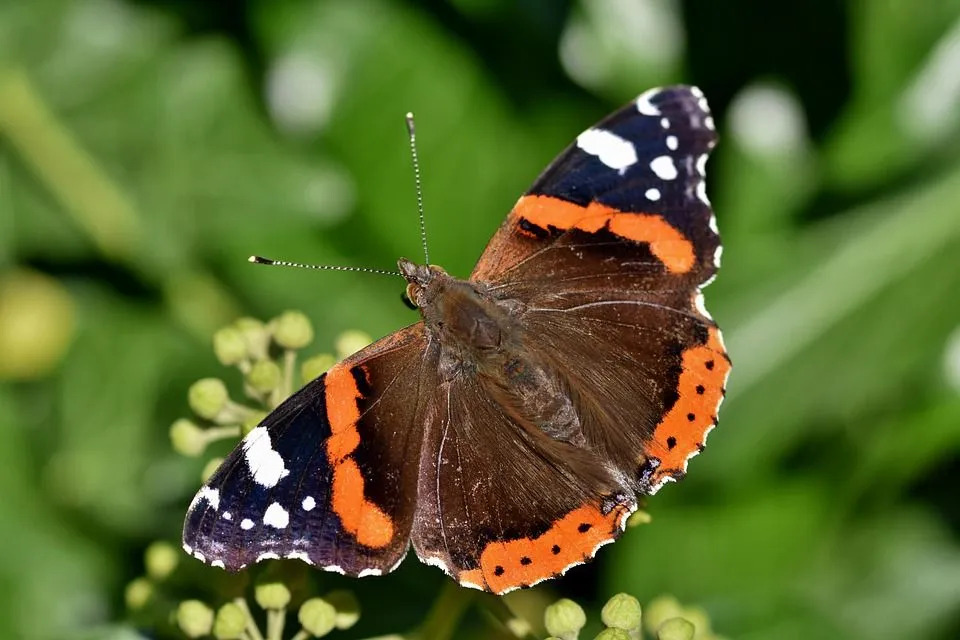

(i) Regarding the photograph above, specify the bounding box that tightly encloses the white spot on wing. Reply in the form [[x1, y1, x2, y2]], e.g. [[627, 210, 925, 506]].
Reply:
[[286, 551, 312, 564], [263, 502, 289, 529], [193, 551, 206, 563], [709, 215, 719, 234], [697, 181, 711, 205], [197, 486, 220, 511], [302, 495, 316, 511], [666, 135, 679, 150], [257, 552, 280, 561], [240, 518, 255, 530], [358, 568, 382, 578], [182, 543, 193, 555], [694, 292, 713, 320], [211, 560, 225, 569], [459, 579, 486, 591], [243, 426, 290, 488], [422, 555, 452, 576], [714, 245, 723, 267], [576, 128, 638, 172], [323, 565, 346, 575], [645, 188, 661, 201], [222, 511, 232, 520], [661, 117, 670, 129], [696, 153, 709, 176], [650, 155, 678, 180], [705, 115, 716, 130], [636, 87, 662, 115]]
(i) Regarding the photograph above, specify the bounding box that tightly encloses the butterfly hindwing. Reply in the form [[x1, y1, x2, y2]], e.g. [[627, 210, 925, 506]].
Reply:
[[183, 325, 429, 575], [410, 369, 636, 594]]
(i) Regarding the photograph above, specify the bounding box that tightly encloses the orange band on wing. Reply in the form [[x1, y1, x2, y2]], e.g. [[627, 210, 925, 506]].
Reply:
[[512, 195, 696, 274], [458, 501, 632, 594], [325, 364, 395, 548], [647, 326, 730, 486]]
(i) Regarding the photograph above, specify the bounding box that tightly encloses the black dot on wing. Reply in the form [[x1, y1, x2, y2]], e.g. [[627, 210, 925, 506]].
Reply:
[[520, 556, 532, 566], [687, 413, 696, 422], [494, 565, 505, 576], [667, 436, 677, 450], [696, 384, 705, 394], [705, 360, 715, 370], [578, 523, 592, 533], [551, 545, 561, 555]]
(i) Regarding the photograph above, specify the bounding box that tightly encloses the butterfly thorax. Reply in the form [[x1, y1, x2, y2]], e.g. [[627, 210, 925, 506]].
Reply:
[[398, 258, 584, 444]]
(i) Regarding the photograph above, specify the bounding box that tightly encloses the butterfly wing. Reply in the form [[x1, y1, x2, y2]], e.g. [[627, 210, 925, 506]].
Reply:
[[411, 371, 636, 594], [471, 85, 728, 493], [183, 324, 433, 575]]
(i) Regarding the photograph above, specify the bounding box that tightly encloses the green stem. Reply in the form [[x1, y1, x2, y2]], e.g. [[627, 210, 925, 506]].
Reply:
[[409, 582, 476, 640], [266, 608, 285, 640], [289, 631, 310, 640], [0, 67, 140, 261], [478, 594, 539, 639], [203, 425, 242, 445], [235, 598, 266, 640], [280, 349, 296, 404]]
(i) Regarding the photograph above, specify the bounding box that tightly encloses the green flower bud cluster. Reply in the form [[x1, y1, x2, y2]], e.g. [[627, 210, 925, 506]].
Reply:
[[543, 593, 724, 640], [169, 312, 370, 476], [170, 580, 360, 640]]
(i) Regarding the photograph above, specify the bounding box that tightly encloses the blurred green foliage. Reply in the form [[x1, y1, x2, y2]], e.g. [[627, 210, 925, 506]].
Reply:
[[1, 1, 959, 639]]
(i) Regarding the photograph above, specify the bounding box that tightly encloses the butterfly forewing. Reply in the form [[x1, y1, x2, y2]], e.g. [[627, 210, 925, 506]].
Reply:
[[183, 325, 429, 575]]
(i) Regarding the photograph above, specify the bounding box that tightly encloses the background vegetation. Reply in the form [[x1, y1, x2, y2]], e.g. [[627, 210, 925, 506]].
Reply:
[[1, 1, 959, 638]]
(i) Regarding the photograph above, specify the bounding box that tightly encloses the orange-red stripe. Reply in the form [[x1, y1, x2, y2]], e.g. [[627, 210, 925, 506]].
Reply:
[[325, 364, 395, 548], [512, 195, 696, 274], [647, 326, 729, 485], [458, 502, 630, 594]]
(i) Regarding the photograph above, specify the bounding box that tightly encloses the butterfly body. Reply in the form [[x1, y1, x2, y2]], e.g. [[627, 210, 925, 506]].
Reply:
[[184, 86, 730, 594]]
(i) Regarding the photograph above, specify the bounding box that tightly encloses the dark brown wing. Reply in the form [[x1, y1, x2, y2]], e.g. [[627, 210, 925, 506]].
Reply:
[[183, 324, 433, 576], [471, 85, 728, 492], [410, 369, 635, 594]]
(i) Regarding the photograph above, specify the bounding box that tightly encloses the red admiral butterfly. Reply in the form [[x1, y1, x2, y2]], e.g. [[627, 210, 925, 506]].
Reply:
[[183, 85, 729, 594]]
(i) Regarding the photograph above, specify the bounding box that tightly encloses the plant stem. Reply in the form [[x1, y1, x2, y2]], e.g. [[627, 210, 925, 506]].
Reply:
[[409, 582, 476, 640]]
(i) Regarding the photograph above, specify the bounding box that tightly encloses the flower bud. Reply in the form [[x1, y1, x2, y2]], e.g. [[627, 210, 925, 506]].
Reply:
[[235, 317, 270, 360], [213, 602, 248, 639], [124, 577, 152, 610], [170, 419, 207, 457], [644, 595, 683, 634], [544, 598, 586, 640], [601, 593, 642, 631], [274, 311, 314, 350], [627, 510, 652, 527], [145, 541, 179, 580], [658, 618, 695, 640], [595, 629, 631, 640], [323, 589, 360, 629], [213, 326, 248, 365], [176, 600, 214, 638], [301, 353, 336, 382], [299, 597, 337, 637], [255, 581, 291, 609], [188, 378, 229, 420], [335, 330, 371, 359], [246, 360, 281, 393]]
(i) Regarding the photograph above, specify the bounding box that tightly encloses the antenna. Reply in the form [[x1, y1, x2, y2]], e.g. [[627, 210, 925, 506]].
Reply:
[[405, 112, 430, 264], [249, 255, 402, 277]]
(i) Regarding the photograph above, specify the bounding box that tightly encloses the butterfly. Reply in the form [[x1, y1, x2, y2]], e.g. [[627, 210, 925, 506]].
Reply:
[[183, 85, 730, 595]]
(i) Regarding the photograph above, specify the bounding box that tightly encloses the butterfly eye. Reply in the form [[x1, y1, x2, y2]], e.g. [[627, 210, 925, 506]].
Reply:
[[401, 291, 417, 310]]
